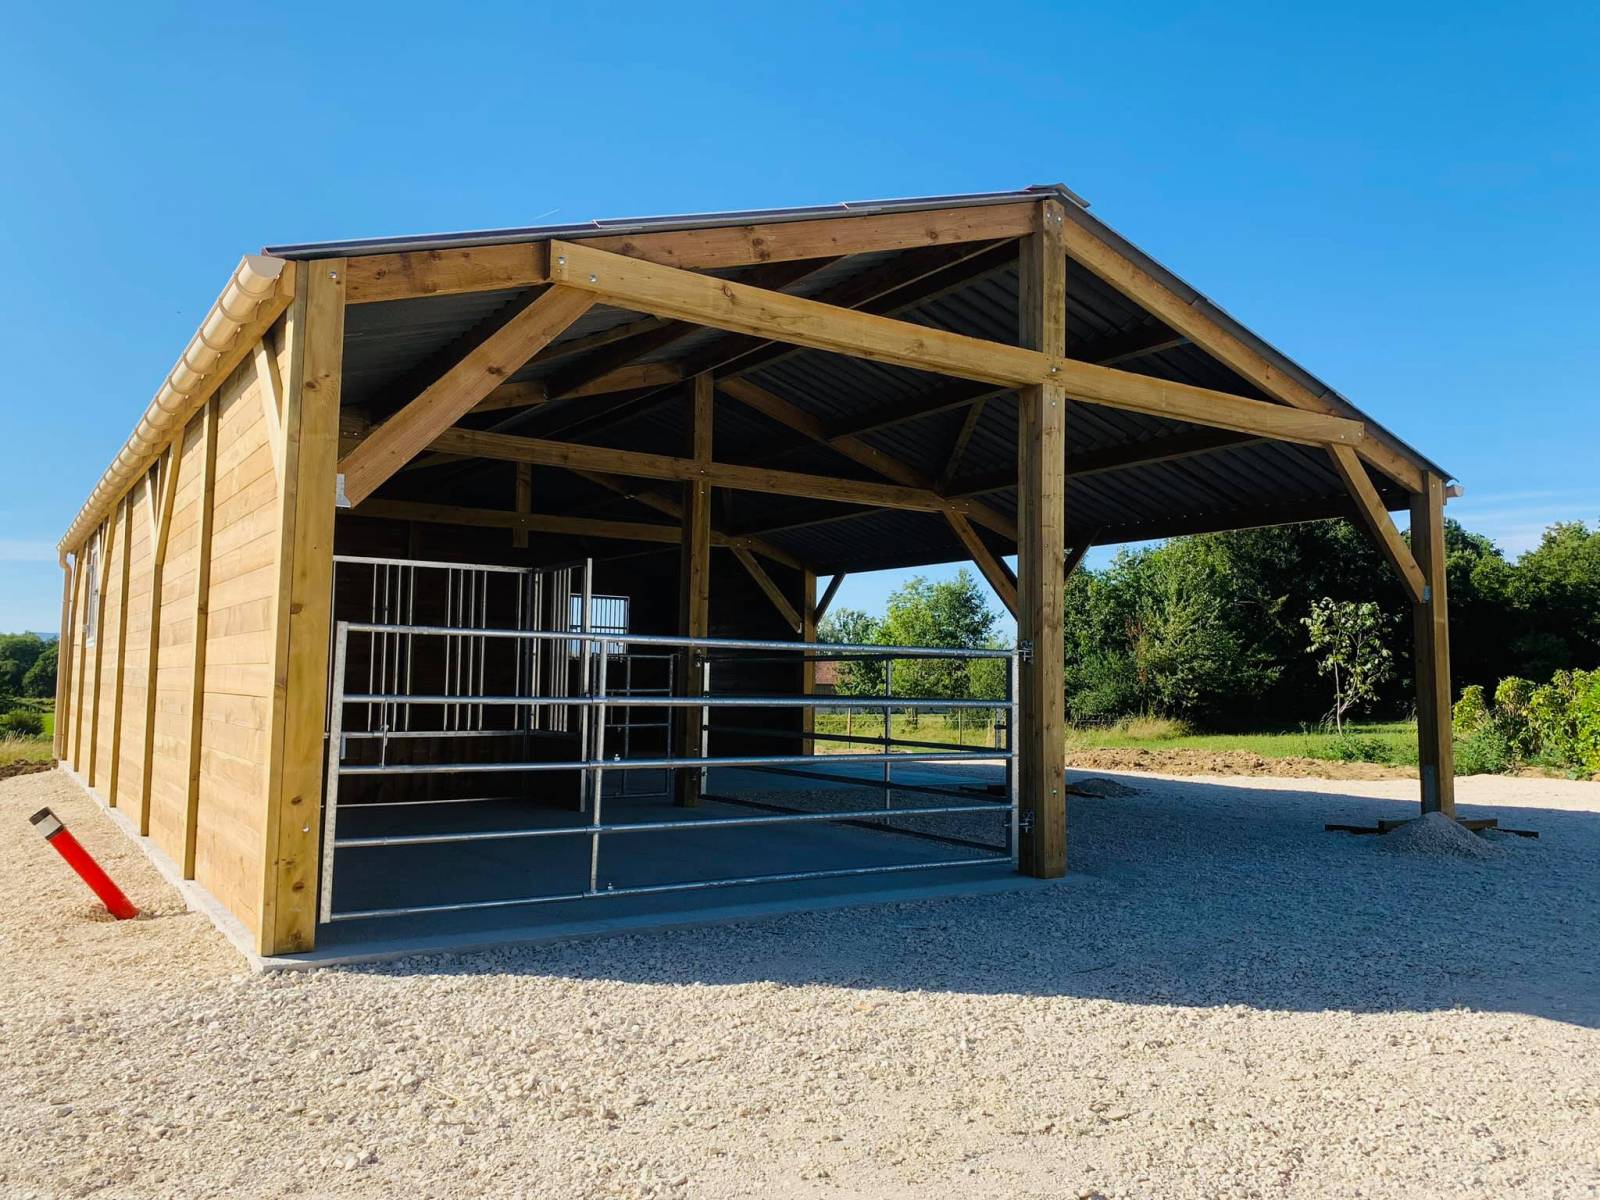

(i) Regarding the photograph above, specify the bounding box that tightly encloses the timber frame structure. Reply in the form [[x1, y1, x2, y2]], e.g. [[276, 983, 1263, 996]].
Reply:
[[53, 186, 1457, 955]]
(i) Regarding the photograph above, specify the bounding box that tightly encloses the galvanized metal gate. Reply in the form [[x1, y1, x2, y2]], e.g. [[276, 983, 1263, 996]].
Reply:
[[318, 558, 1019, 925]]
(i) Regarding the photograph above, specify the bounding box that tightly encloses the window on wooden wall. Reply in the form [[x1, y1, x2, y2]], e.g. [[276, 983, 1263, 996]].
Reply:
[[83, 535, 101, 647]]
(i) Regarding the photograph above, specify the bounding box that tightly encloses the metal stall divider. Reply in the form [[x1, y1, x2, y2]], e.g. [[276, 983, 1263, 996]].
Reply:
[[319, 622, 1019, 924]]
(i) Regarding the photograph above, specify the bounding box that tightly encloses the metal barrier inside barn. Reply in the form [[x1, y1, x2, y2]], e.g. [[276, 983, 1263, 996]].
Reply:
[[316, 606, 1019, 925]]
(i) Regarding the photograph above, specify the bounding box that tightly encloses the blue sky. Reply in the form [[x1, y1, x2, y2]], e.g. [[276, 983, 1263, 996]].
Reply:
[[2, 1, 1596, 631]]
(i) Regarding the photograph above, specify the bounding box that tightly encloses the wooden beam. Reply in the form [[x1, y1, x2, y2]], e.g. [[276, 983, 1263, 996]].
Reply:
[[181, 397, 219, 876], [470, 380, 547, 415], [548, 240, 1367, 448], [353, 496, 776, 549], [945, 428, 1263, 498], [512, 463, 532, 549], [137, 445, 184, 834], [813, 573, 846, 625], [542, 259, 833, 403], [105, 493, 136, 804], [337, 286, 594, 506], [85, 503, 118, 787], [734, 548, 803, 633], [261, 261, 345, 956], [676, 374, 713, 806], [1410, 473, 1456, 816], [344, 204, 1035, 304], [487, 240, 1020, 450], [1058, 214, 1425, 492], [345, 241, 550, 304], [1327, 444, 1425, 604], [819, 324, 1178, 444], [428, 428, 967, 514], [944, 511, 1018, 618], [937, 398, 988, 491], [1016, 199, 1068, 879], [717, 376, 1016, 540], [579, 203, 1036, 271], [568, 470, 810, 572]]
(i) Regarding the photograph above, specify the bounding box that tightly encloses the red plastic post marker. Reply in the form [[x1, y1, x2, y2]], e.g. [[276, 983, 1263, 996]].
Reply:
[[29, 807, 139, 920]]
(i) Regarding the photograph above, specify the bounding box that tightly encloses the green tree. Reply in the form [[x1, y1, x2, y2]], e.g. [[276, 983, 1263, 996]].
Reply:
[[817, 608, 884, 697], [1302, 598, 1394, 732], [21, 641, 57, 698]]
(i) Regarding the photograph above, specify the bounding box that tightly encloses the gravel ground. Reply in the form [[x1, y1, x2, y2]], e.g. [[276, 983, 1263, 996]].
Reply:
[[3, 767, 1598, 1200]]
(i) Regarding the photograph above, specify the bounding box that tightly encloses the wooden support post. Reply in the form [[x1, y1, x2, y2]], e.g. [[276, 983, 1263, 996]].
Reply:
[[1015, 200, 1068, 878], [180, 399, 220, 876], [1410, 472, 1455, 816], [512, 462, 532, 549], [86, 510, 119, 788], [138, 450, 184, 835], [801, 569, 817, 756], [675, 373, 713, 806], [71, 535, 94, 765], [106, 497, 135, 804], [261, 261, 345, 955]]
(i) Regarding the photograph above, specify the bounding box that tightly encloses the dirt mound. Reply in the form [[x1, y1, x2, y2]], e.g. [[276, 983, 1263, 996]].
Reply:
[[0, 760, 53, 782], [1065, 747, 1414, 781], [1376, 811, 1498, 859], [1067, 775, 1140, 797]]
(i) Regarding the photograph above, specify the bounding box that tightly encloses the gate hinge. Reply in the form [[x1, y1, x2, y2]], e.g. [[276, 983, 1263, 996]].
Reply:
[[1018, 640, 1035, 663], [1017, 811, 1035, 834]]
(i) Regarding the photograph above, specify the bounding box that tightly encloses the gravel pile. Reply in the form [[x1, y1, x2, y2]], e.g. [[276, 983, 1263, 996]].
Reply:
[[1377, 811, 1498, 859], [3, 767, 1598, 1199]]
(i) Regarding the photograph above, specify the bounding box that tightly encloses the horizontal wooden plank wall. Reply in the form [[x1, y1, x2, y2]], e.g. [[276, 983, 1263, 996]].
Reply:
[[56, 310, 295, 950], [193, 346, 282, 930]]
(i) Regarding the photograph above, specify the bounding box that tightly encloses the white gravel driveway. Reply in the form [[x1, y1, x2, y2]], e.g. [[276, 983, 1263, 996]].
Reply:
[[2, 767, 1597, 1199]]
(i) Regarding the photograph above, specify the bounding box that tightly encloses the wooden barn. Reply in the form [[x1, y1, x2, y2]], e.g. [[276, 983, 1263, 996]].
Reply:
[[51, 186, 1457, 959]]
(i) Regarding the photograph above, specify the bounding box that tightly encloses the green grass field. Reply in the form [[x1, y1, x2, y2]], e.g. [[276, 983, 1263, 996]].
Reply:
[[1, 699, 56, 766], [1064, 716, 1419, 764], [812, 706, 1417, 765]]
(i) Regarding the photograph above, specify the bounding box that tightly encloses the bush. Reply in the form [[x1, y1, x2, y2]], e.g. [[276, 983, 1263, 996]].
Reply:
[[0, 709, 44, 737], [1455, 723, 1515, 775], [1326, 733, 1395, 763], [1453, 684, 1489, 734], [1456, 668, 1600, 776]]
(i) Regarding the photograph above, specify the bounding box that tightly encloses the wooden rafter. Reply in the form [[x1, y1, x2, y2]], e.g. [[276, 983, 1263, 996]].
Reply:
[[1327, 444, 1426, 604], [717, 376, 1016, 541], [547, 240, 1367, 449], [733, 548, 803, 633], [344, 203, 1036, 304], [944, 511, 1018, 617], [428, 428, 970, 514], [945, 428, 1263, 499], [541, 240, 1021, 446], [1058, 214, 1426, 492], [337, 286, 594, 506], [568, 470, 809, 572]]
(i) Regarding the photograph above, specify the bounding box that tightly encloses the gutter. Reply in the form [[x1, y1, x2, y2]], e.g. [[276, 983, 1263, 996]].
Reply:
[[58, 255, 292, 556]]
